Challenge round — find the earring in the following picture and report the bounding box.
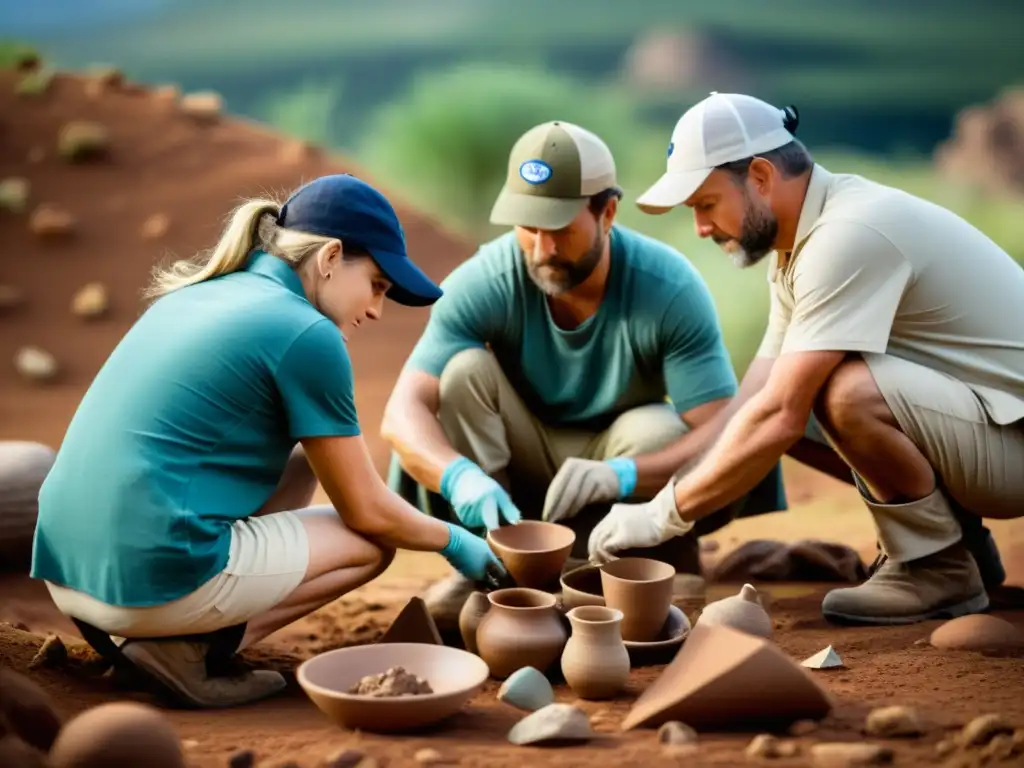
[325,272,332,280]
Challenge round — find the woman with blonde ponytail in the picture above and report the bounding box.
[31,174,508,709]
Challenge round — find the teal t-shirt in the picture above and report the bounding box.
[405,225,738,430]
[31,252,360,608]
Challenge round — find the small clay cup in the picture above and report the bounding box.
[561,606,630,700]
[475,587,568,679]
[600,557,675,642]
[559,563,605,611]
[487,521,576,590]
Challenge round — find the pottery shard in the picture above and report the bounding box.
[71,282,109,319]
[0,177,30,213]
[864,705,925,738]
[809,743,893,767]
[180,91,223,122]
[746,733,798,759]
[413,748,448,764]
[58,121,111,162]
[507,703,594,746]
[14,347,58,382]
[141,213,170,239]
[29,203,76,238]
[959,714,1014,747]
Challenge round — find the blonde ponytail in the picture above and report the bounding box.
[143,198,281,299]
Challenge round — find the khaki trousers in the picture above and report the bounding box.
[392,348,784,566]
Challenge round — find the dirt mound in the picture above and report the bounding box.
[935,86,1024,198]
[0,65,475,473]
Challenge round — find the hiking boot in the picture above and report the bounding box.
[966,525,1006,590]
[821,541,989,625]
[421,572,477,633]
[121,640,286,709]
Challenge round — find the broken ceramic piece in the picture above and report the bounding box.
[621,622,832,731]
[801,645,844,669]
[695,583,772,638]
[377,597,443,645]
[497,666,554,712]
[929,614,1024,652]
[507,703,594,746]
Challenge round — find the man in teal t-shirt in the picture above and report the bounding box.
[381,120,786,625]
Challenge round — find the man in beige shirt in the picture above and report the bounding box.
[591,91,1024,625]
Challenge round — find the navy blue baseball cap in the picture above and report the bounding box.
[277,174,442,307]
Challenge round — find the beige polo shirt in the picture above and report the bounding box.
[758,164,1024,426]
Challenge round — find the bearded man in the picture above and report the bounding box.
[381,120,785,626]
[592,92,1015,625]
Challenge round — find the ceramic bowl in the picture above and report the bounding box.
[623,604,691,666]
[559,563,605,611]
[487,521,576,589]
[297,643,489,733]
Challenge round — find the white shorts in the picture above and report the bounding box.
[45,510,309,638]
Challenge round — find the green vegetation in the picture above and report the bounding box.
[0,40,39,69]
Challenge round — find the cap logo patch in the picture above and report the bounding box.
[519,160,552,185]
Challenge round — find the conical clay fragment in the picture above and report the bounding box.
[377,597,443,645]
[621,623,832,731]
[801,645,844,669]
[508,703,594,746]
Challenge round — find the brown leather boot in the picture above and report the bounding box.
[821,541,989,625]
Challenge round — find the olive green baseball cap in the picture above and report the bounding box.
[490,121,617,230]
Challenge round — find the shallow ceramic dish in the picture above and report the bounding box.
[559,563,605,611]
[487,520,576,589]
[297,643,489,732]
[622,604,691,666]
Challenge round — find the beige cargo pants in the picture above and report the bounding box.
[0,441,55,571]
[419,348,784,566]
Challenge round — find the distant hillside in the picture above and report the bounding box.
[21,0,1024,155]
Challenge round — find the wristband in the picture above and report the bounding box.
[606,456,638,498]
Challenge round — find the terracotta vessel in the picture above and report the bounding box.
[487,521,576,589]
[458,591,491,654]
[695,583,772,638]
[476,587,568,679]
[561,606,631,700]
[600,557,675,642]
[929,614,1024,652]
[559,564,605,611]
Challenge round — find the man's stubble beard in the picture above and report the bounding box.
[718,187,779,269]
[526,227,605,296]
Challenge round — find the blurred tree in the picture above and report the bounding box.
[358,62,641,239]
[256,77,345,146]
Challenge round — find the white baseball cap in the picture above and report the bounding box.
[636,92,798,214]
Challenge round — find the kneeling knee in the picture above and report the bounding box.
[438,348,501,406]
[814,358,888,437]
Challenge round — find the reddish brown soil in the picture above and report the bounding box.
[3,65,1024,768]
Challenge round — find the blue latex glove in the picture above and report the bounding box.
[440,522,508,586]
[440,457,522,531]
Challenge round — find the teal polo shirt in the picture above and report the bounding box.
[31,252,360,607]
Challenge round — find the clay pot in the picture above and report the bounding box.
[600,557,675,642]
[559,564,605,611]
[458,591,491,654]
[476,588,568,679]
[487,521,576,589]
[561,606,631,700]
[695,583,772,638]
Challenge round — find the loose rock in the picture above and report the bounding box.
[16,69,54,97]
[228,749,256,768]
[934,737,957,757]
[864,705,924,737]
[84,65,124,98]
[141,213,170,239]
[414,748,449,764]
[745,733,797,759]
[0,285,24,312]
[71,282,109,319]
[49,701,185,768]
[58,121,111,162]
[322,748,368,768]
[959,714,1015,747]
[790,719,820,737]
[658,720,697,745]
[28,635,68,670]
[982,733,1017,761]
[29,203,76,238]
[507,703,594,746]
[0,177,30,213]
[809,743,893,767]
[180,91,223,122]
[14,347,58,382]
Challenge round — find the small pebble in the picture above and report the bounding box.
[789,719,819,737]
[864,705,924,737]
[228,749,256,768]
[809,742,894,767]
[28,203,76,238]
[71,282,109,319]
[981,733,1016,761]
[934,737,957,757]
[181,739,199,749]
[28,635,67,670]
[14,346,58,382]
[959,714,1014,747]
[0,177,30,213]
[414,748,448,764]
[141,213,170,239]
[180,91,223,122]
[657,720,697,745]
[57,120,111,162]
[322,748,367,768]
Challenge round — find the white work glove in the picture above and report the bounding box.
[542,457,637,524]
[587,480,694,566]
